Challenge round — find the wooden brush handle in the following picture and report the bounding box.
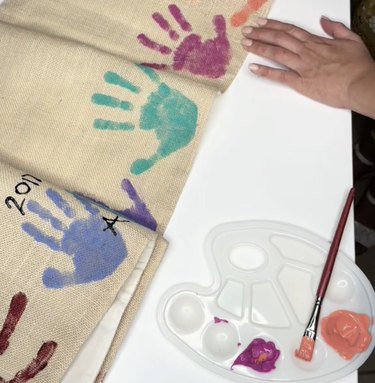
[317,188,355,299]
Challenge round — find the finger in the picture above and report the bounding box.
[242,39,300,70]
[242,26,304,54]
[320,17,361,42]
[26,200,65,231]
[249,64,301,89]
[255,18,312,42]
[213,14,227,38]
[74,194,100,215]
[22,222,61,251]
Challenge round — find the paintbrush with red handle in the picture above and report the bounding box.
[295,187,355,362]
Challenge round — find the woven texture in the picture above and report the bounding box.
[0,0,271,381]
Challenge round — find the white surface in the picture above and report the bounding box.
[159,221,375,383]
[62,239,157,383]
[106,0,356,382]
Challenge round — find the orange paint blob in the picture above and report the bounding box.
[321,310,372,360]
[231,0,268,27]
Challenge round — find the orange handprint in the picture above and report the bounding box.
[231,0,268,27]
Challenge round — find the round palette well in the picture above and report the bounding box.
[158,221,375,383]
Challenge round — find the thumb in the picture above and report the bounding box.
[320,16,360,41]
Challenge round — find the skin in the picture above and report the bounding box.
[241,17,375,119]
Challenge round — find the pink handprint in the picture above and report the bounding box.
[137,4,231,79]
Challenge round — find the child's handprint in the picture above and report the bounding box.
[137,4,230,79]
[92,65,198,175]
[120,179,157,231]
[22,188,128,289]
[90,179,158,231]
[231,0,268,27]
[0,293,57,383]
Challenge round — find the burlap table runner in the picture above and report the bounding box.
[0,1,271,381]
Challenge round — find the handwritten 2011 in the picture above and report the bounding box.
[5,174,42,216]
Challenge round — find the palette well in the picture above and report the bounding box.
[158,221,375,383]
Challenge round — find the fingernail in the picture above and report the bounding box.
[321,15,331,20]
[241,38,253,47]
[249,64,259,71]
[256,17,267,26]
[242,26,253,35]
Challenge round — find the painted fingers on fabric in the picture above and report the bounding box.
[241,17,375,110]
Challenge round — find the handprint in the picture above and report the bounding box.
[0,293,57,383]
[90,179,158,231]
[22,188,128,289]
[119,179,157,231]
[137,4,230,79]
[230,0,268,27]
[92,65,198,174]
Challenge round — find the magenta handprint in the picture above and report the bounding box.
[137,4,231,79]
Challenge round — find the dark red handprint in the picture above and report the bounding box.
[0,293,57,383]
[137,4,231,79]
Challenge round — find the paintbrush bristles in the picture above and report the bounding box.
[295,336,315,361]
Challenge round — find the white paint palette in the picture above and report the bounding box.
[158,221,375,383]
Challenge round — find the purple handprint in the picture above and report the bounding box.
[119,179,157,231]
[137,4,231,79]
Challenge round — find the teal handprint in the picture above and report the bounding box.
[22,188,128,289]
[92,65,198,174]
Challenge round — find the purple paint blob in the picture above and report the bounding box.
[172,15,230,79]
[232,338,280,373]
[214,316,229,324]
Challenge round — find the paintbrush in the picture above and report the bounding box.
[295,187,355,362]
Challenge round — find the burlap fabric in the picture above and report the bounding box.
[0,1,271,381]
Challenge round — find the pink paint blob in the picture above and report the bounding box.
[321,310,372,360]
[232,338,280,372]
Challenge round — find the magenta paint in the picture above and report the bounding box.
[152,12,179,40]
[168,4,192,32]
[214,316,229,324]
[232,338,280,373]
[138,4,231,79]
[137,34,172,55]
[172,15,230,78]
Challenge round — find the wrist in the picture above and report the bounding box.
[347,62,375,119]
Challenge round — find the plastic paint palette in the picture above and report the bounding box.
[158,221,375,383]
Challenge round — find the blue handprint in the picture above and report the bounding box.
[22,188,127,289]
[92,65,198,175]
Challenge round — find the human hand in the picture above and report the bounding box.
[241,17,375,114]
